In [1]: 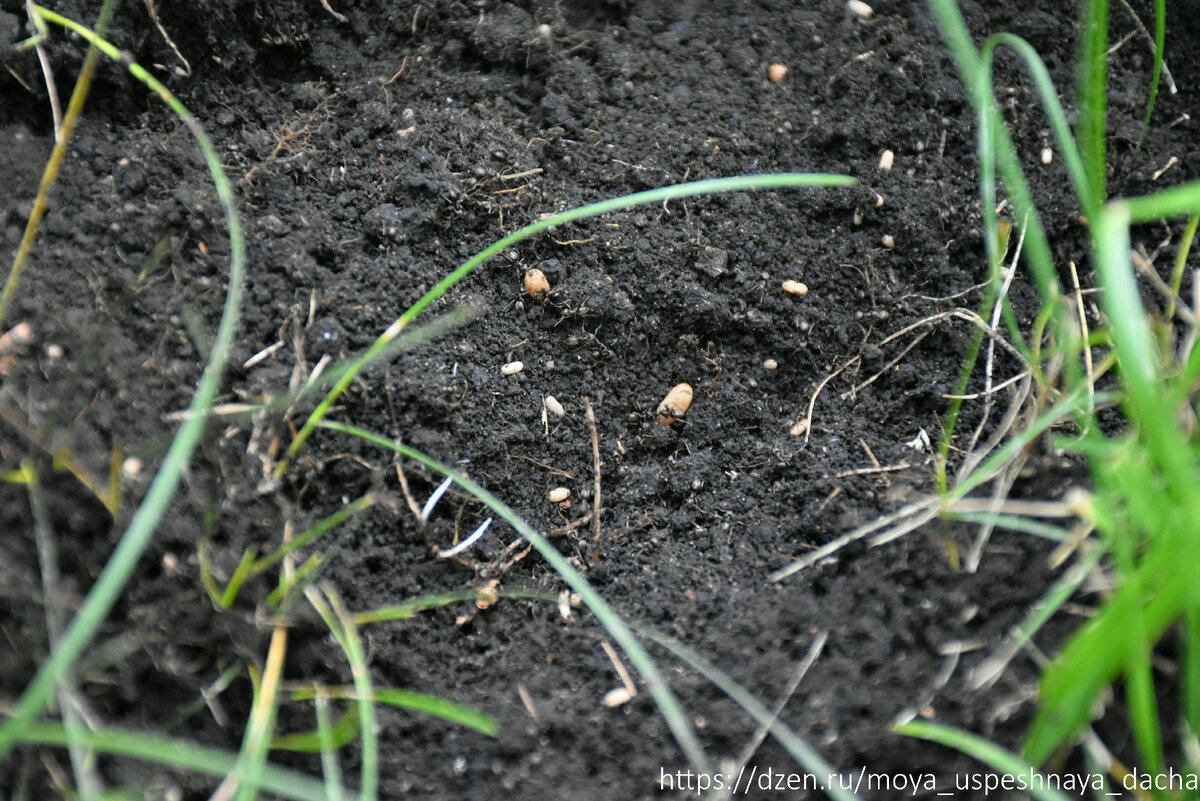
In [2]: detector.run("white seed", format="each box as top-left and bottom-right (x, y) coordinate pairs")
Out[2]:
(604, 687), (635, 707)
(657, 382), (694, 424)
(878, 149), (894, 170)
(1041, 146), (1053, 165)
(766, 63), (788, 83)
(882, 234), (896, 249)
(501, 360), (524, 375)
(789, 417), (810, 437)
(763, 358), (778, 370)
(549, 487), (571, 503)
(536, 23), (553, 41)
(873, 193), (885, 208)
(524, 268), (550, 298)
(848, 0), (874, 19)
(121, 457), (143, 480)
(853, 210), (864, 226)
(544, 394), (565, 417)
(781, 279), (809, 296)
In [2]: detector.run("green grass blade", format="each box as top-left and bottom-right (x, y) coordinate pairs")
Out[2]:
(1078, 0), (1109, 210)
(254, 494), (377, 574)
(925, 0), (1063, 308)
(0, 9), (246, 756)
(1137, 0), (1166, 147)
(1165, 211), (1199, 322)
(280, 173), (855, 473)
(982, 34), (1098, 221)
(897, 719), (1075, 801)
(314, 689), (344, 801)
(289, 687), (497, 738)
(306, 589), (378, 801)
(272, 705), (361, 753)
(2, 0), (115, 327)
(20, 722), (350, 801)
(351, 588), (559, 625)
(315, 419), (713, 774)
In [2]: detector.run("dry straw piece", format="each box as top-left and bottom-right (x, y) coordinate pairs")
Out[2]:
(549, 487), (571, 503)
(781, 279), (809, 296)
(656, 383), (693, 424)
(766, 63), (788, 83)
(501, 360), (524, 375)
(524, 268), (550, 298)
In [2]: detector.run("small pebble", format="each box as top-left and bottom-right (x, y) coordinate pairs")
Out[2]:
(501, 361), (524, 375)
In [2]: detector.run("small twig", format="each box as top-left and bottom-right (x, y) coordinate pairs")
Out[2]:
(828, 462), (911, 479)
(1069, 260), (1095, 425)
(840, 330), (930, 399)
(601, 640), (637, 697)
(794, 357), (858, 441)
(770, 497), (940, 581)
(28, 0), (62, 140)
(584, 398), (602, 552)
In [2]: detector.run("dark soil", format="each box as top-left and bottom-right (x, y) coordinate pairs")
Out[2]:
(2, 0), (1197, 798)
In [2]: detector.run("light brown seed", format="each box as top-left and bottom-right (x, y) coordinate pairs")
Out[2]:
(524, 268), (550, 298)
(848, 0), (875, 19)
(766, 63), (788, 83)
(781, 279), (809, 296)
(604, 687), (635, 707)
(544, 394), (565, 417)
(549, 487), (571, 503)
(789, 417), (810, 437)
(501, 360), (524, 375)
(878, 149), (895, 170)
(882, 234), (896, 249)
(763, 358), (779, 371)
(657, 382), (694, 424)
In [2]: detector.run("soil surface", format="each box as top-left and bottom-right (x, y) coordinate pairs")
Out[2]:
(2, 0), (1197, 798)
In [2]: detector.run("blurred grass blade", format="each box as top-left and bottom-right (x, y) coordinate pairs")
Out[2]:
(273, 705), (361, 753)
(634, 624), (860, 801)
(0, 8), (246, 756)
(20, 722), (348, 801)
(898, 720), (1075, 801)
(306, 587), (378, 801)
(1123, 180), (1200, 223)
(288, 687), (497, 738)
(315, 419), (713, 775)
